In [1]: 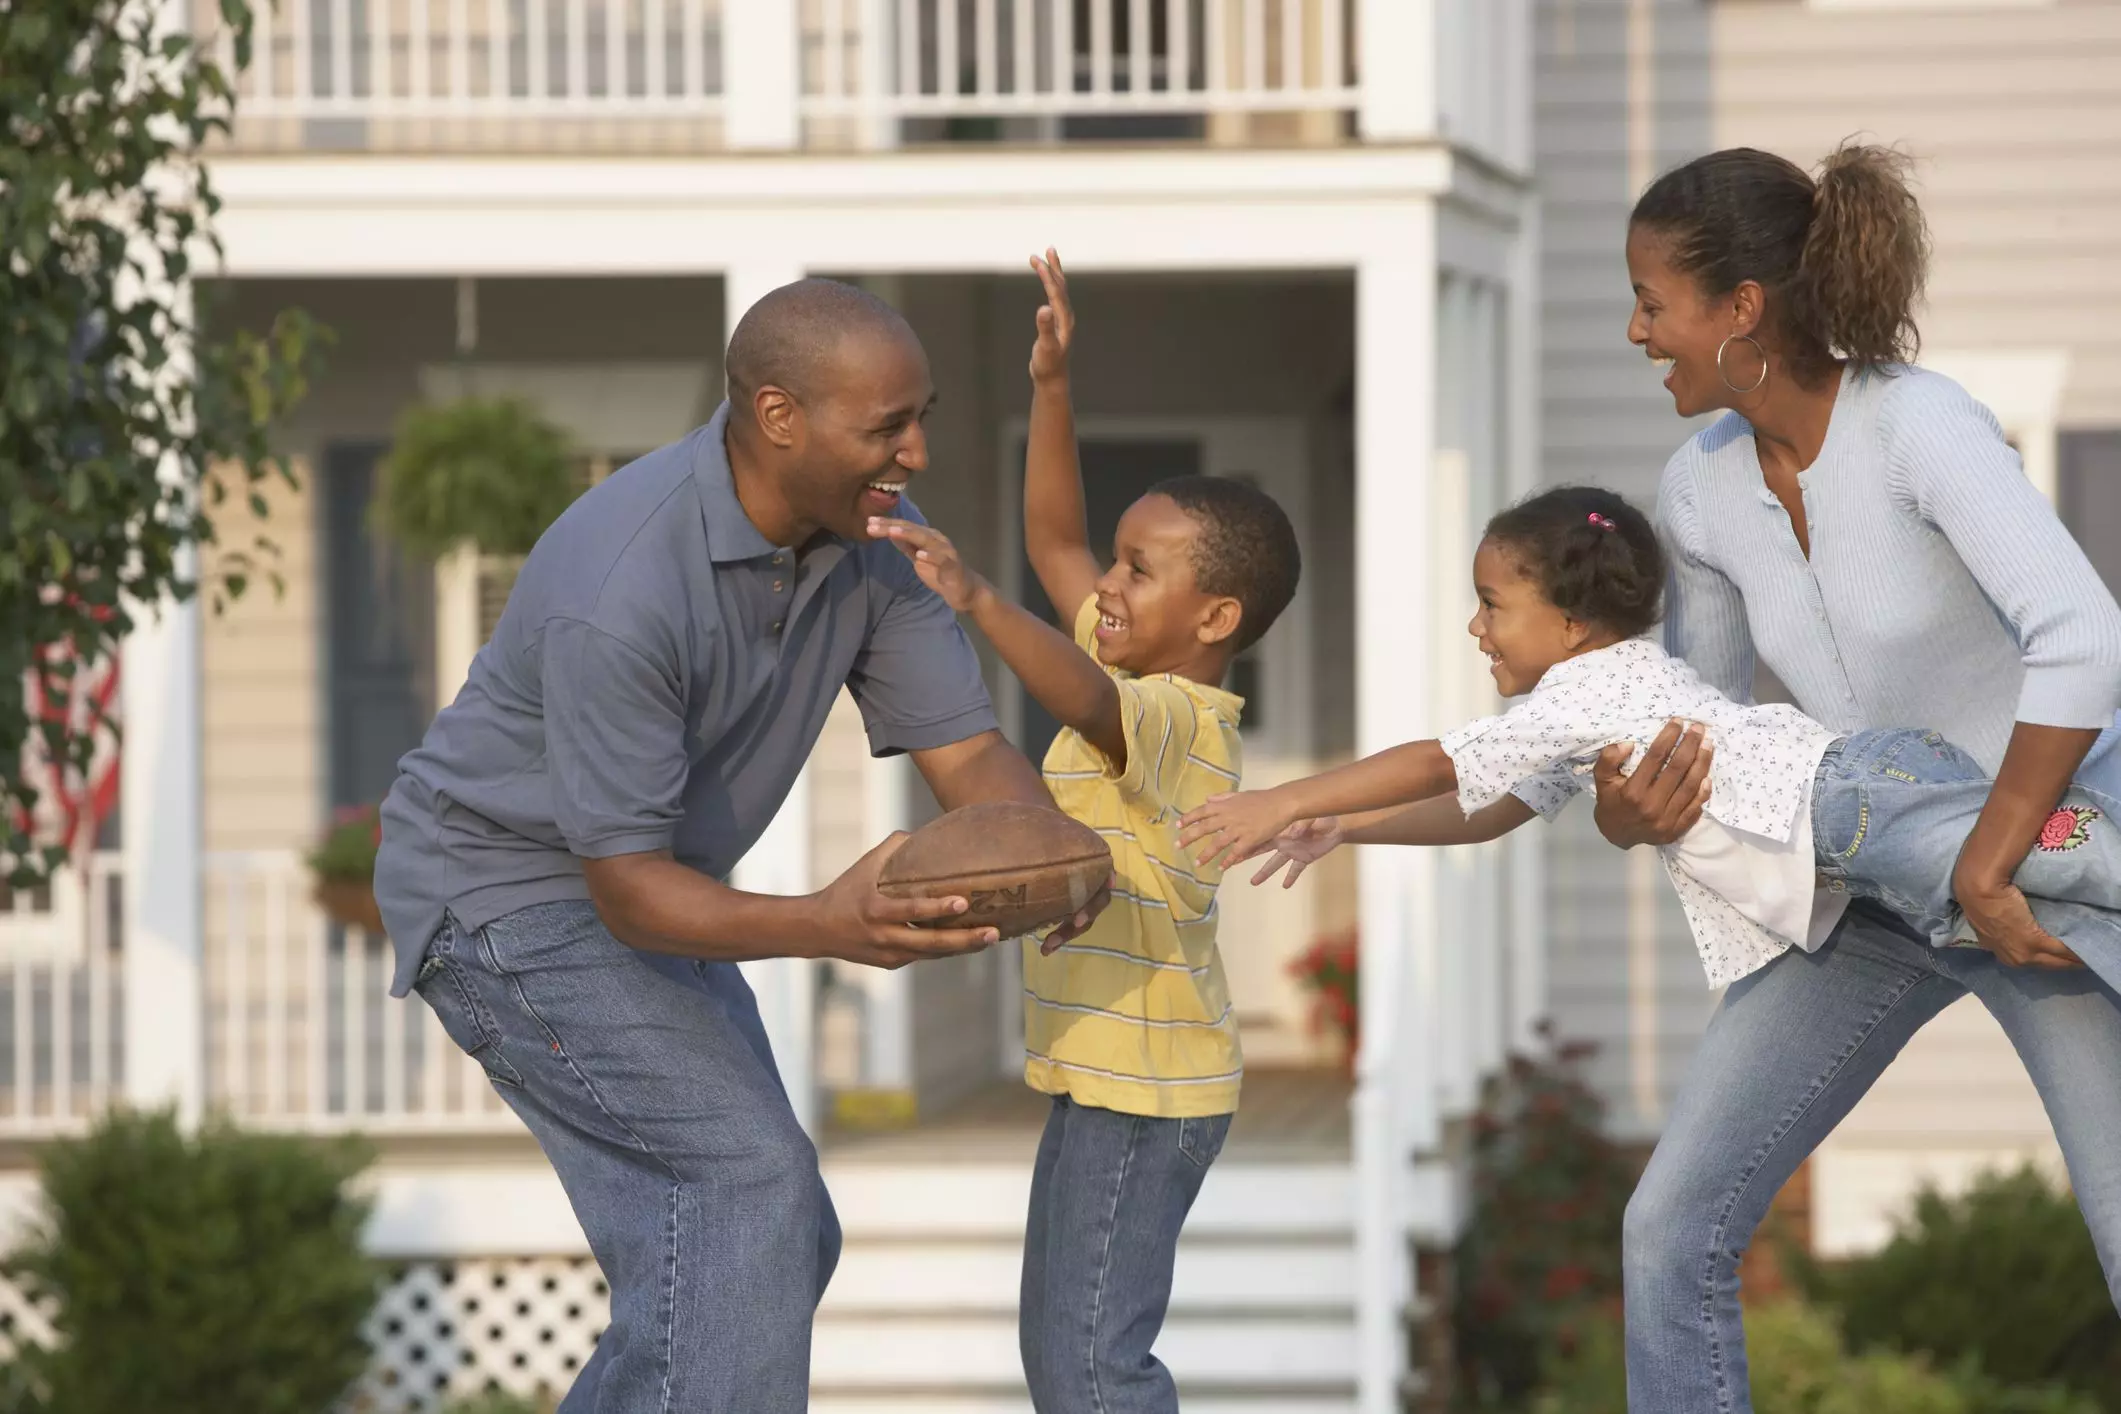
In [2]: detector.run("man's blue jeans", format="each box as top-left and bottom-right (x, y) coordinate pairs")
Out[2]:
(413, 901), (840, 1413)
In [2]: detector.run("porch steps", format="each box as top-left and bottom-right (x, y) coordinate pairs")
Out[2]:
(813, 1159), (1359, 1411)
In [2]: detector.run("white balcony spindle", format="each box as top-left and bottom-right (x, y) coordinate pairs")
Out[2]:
(530, 0), (550, 99)
(1322, 0), (1343, 92)
(410, 0), (431, 100)
(1012, 0), (1031, 97)
(567, 0), (587, 99)
(604, 0), (623, 99)
(975, 0), (996, 96)
(896, 0), (917, 98)
(489, 0), (508, 102)
(1088, 0), (1110, 95)
(645, 0), (665, 98)
(823, 0), (845, 101)
(330, 0), (352, 99)
(1202, 0), (1222, 92)
(1169, 0), (1189, 95)
(1280, 0), (1301, 92)
(369, 0), (390, 99)
(1050, 0), (1071, 95)
(937, 0), (959, 97)
(293, 0), (313, 99)
(253, 0), (274, 102)
(680, 0), (699, 97)
(1128, 0), (1147, 94)
(1242, 0), (1263, 92)
(450, 0), (469, 101)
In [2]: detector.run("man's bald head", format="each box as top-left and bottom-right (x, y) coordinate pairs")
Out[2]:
(725, 278), (917, 424)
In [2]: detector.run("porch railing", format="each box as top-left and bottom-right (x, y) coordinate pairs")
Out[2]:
(0, 851), (519, 1140)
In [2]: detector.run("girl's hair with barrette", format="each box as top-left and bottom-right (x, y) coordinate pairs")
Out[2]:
(1483, 485), (1666, 639)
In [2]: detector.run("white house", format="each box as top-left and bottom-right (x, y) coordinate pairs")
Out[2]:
(0, 3), (1543, 1410)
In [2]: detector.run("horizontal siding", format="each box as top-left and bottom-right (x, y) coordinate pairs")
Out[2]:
(1534, 0), (1719, 1132)
(1712, 0), (2121, 425)
(201, 462), (322, 854)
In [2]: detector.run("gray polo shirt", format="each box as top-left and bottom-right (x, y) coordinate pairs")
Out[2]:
(374, 402), (998, 996)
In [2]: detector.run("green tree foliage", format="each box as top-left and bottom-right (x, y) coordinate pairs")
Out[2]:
(0, 0), (323, 883)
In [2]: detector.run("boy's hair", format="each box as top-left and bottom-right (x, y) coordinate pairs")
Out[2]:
(1483, 486), (1665, 640)
(1149, 475), (1301, 652)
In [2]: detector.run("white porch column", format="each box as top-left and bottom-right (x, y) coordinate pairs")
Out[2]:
(121, 563), (204, 1126)
(1357, 0), (1436, 143)
(120, 0), (204, 1128)
(1503, 197), (1548, 1051)
(1354, 219), (1440, 1414)
(857, 750), (915, 1094)
(724, 261), (820, 1135)
(724, 0), (800, 150)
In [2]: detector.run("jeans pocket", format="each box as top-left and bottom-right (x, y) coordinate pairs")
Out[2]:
(1176, 1113), (1232, 1169)
(414, 928), (524, 1089)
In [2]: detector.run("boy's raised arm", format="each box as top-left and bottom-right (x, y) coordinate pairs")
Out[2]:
(1024, 250), (1103, 618)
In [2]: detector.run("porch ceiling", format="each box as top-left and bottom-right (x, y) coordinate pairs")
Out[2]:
(203, 145), (1506, 279)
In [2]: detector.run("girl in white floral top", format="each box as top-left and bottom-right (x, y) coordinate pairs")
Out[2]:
(1179, 485), (2121, 991)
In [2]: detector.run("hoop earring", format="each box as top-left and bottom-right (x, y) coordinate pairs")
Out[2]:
(1717, 333), (1769, 395)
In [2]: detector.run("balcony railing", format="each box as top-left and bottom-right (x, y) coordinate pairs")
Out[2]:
(802, 0), (1357, 122)
(194, 0), (1364, 150)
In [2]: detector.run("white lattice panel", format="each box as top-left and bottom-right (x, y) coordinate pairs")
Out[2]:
(359, 1258), (610, 1412)
(0, 1278), (56, 1366)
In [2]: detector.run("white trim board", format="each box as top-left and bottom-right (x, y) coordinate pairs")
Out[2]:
(204, 150), (1478, 279)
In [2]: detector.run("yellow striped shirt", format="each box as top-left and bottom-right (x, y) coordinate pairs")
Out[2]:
(1022, 595), (1245, 1118)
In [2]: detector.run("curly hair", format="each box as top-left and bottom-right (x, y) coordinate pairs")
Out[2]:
(1149, 476), (1301, 652)
(1483, 486), (1664, 640)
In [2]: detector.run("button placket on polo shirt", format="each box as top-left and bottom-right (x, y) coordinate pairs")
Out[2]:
(768, 550), (792, 636)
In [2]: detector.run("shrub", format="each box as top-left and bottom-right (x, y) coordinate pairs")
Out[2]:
(1453, 1027), (1638, 1409)
(1531, 1301), (2097, 1414)
(1791, 1165), (2121, 1408)
(442, 1392), (550, 1414)
(6, 1109), (380, 1414)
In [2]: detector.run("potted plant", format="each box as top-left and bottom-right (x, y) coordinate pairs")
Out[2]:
(308, 803), (384, 934)
(373, 396), (580, 558)
(1289, 927), (1358, 1074)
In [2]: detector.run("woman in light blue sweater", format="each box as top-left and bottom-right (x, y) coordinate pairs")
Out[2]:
(1603, 144), (2121, 1410)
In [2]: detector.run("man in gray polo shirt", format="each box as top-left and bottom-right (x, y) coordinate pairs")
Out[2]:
(376, 280), (1103, 1413)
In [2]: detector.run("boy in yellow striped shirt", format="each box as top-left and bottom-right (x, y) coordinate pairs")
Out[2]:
(869, 249), (1301, 1412)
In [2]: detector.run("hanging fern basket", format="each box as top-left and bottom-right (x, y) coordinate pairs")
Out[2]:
(374, 396), (581, 558)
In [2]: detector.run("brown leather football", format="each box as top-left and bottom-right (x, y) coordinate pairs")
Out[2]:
(877, 801), (1113, 939)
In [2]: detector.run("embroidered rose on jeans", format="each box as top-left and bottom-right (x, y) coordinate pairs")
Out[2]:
(2037, 804), (2102, 853)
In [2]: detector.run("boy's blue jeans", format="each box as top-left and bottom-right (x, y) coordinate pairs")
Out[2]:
(1814, 727), (2121, 985)
(1019, 1095), (1231, 1414)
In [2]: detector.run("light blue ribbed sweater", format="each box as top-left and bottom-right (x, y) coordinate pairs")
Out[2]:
(1658, 365), (2121, 774)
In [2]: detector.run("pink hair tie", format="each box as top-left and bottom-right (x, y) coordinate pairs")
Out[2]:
(1587, 512), (1616, 530)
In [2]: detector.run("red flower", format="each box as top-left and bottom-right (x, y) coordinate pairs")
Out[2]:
(2040, 807), (2081, 851)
